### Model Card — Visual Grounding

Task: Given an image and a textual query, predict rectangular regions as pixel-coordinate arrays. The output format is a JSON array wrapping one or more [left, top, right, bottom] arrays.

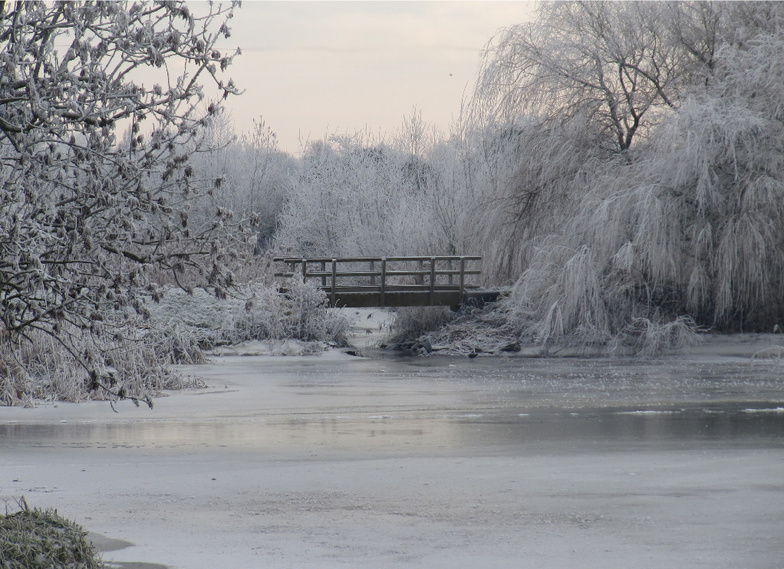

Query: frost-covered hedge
[[0, 280, 347, 406], [148, 279, 349, 348]]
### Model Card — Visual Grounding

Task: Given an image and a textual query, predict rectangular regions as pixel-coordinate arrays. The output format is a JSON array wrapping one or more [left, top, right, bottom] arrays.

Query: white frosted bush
[[1, 280, 348, 406], [385, 307, 455, 348], [148, 279, 348, 348], [0, 321, 193, 407]]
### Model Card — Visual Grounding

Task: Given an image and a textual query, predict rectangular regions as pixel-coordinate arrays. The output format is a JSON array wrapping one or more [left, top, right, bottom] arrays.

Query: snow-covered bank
[[347, 305, 784, 359], [204, 307, 394, 357]]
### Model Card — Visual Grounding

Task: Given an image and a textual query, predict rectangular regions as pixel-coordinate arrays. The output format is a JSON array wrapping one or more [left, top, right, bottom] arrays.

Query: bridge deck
[[274, 256, 499, 308]]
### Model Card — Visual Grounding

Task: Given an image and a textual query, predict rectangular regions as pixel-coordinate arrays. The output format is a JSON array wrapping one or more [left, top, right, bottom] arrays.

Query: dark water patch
[[453, 403, 784, 451], [2, 403, 782, 454]]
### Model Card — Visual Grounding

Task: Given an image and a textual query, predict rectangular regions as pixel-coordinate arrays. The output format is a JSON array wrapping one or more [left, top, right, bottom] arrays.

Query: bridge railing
[[273, 256, 482, 307]]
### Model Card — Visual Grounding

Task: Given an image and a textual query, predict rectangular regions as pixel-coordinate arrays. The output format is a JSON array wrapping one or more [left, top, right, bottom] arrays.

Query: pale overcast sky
[[216, 1, 536, 154]]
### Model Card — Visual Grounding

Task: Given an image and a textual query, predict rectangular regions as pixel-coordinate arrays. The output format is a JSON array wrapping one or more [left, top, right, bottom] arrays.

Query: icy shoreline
[[210, 307, 784, 360]]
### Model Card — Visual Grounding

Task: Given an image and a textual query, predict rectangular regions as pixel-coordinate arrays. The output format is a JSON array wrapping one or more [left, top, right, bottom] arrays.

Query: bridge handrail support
[[330, 259, 337, 306], [380, 257, 387, 307], [460, 257, 465, 299], [273, 255, 481, 264], [273, 256, 483, 305]]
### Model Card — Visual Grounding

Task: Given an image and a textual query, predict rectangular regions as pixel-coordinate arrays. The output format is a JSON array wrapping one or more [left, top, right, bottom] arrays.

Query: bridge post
[[320, 261, 326, 287], [330, 259, 337, 306], [429, 257, 436, 305], [459, 257, 465, 300], [380, 257, 387, 308], [370, 259, 376, 287], [301, 258, 307, 281]]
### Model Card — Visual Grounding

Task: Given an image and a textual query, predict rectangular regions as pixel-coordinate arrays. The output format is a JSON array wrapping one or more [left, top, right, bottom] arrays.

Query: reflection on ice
[[1, 353, 782, 453], [2, 405, 782, 454], [615, 410, 679, 415]]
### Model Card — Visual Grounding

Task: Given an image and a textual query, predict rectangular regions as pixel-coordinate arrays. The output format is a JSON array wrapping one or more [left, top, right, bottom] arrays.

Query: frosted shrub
[[0, 281, 348, 406], [0, 350, 32, 407], [0, 502, 103, 569], [612, 316, 701, 357], [423, 305, 521, 356], [148, 279, 349, 348], [279, 278, 349, 343], [385, 307, 454, 349], [0, 321, 193, 407]]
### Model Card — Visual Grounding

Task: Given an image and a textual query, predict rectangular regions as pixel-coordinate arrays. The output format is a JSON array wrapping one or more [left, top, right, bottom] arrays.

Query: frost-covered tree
[[0, 1, 240, 401], [276, 135, 405, 257], [469, 116, 606, 284], [393, 109, 475, 257], [412, 137, 476, 258], [473, 1, 723, 151], [461, 1, 725, 285], [238, 120, 298, 250], [188, 115, 298, 254], [501, 2, 784, 341], [276, 123, 450, 258]]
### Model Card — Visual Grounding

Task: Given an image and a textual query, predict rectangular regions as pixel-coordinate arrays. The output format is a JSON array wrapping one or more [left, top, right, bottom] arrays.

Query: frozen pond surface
[[2, 348, 784, 568], [3, 354, 784, 451]]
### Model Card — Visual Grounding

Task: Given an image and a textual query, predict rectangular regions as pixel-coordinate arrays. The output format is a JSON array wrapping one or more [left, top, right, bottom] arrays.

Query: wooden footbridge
[[274, 256, 500, 308]]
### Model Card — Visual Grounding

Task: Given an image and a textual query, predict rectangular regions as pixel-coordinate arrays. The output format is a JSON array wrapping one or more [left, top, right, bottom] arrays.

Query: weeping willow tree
[[471, 1, 721, 151], [465, 116, 607, 285], [495, 2, 784, 344], [465, 1, 726, 288]]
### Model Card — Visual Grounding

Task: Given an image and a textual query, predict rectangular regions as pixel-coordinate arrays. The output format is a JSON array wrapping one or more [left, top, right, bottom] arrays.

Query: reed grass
[[0, 499, 102, 569]]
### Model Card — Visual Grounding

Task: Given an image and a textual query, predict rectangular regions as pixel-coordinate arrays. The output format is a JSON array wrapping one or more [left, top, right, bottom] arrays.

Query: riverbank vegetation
[[269, 2, 784, 351], [0, 1, 344, 406], [3, 2, 783, 405]]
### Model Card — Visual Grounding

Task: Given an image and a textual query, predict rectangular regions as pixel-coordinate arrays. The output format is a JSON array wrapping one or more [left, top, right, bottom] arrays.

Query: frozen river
[[2, 348, 784, 568]]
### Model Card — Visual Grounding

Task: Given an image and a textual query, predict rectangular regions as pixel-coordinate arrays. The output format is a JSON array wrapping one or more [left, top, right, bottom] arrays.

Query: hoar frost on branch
[[0, 1, 244, 405], [472, 1, 722, 151], [275, 113, 472, 260]]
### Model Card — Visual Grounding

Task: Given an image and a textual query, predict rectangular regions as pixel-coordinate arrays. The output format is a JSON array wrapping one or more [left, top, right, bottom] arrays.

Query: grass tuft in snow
[[0, 498, 103, 569]]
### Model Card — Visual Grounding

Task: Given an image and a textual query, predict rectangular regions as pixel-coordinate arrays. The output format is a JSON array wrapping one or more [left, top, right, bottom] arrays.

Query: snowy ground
[[2, 312, 783, 569]]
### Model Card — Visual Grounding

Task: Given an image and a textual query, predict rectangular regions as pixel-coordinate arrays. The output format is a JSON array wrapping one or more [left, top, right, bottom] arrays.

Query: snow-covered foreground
[[2, 331, 784, 569]]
